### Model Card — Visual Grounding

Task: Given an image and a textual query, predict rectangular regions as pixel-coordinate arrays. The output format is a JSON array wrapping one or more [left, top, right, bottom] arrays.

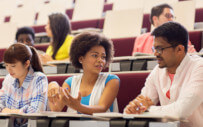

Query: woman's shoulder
[[104, 74, 120, 85], [3, 74, 15, 83], [106, 74, 120, 80], [65, 76, 73, 83], [33, 72, 47, 80]]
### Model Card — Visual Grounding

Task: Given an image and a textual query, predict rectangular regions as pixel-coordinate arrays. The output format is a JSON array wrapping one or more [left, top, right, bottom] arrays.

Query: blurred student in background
[[15, 27, 35, 46], [40, 13, 73, 64], [132, 3, 196, 55]]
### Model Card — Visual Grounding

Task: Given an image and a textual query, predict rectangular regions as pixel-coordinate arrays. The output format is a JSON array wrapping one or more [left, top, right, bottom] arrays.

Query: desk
[[0, 112, 181, 127], [46, 61, 80, 74], [110, 55, 157, 72], [110, 53, 203, 72]]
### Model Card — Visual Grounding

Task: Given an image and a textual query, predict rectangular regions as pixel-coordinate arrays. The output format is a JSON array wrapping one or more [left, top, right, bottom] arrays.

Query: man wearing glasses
[[132, 3, 196, 55], [125, 22, 203, 127]]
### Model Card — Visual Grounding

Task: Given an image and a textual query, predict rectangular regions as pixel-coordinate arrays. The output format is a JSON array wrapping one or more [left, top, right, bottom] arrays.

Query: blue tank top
[[65, 74, 120, 112]]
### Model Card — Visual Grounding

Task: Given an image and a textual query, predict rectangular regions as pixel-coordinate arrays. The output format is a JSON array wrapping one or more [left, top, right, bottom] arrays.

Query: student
[[48, 32, 120, 114], [132, 3, 196, 55], [15, 27, 35, 46], [40, 13, 73, 64], [125, 22, 203, 127], [0, 43, 48, 114]]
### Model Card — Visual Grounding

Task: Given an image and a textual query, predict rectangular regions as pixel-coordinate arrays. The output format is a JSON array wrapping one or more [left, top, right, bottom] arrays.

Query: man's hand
[[124, 95, 154, 114]]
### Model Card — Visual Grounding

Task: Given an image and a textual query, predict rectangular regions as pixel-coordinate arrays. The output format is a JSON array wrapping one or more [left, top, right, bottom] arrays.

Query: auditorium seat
[[116, 72, 149, 112], [71, 19, 101, 31], [103, 3, 113, 13], [103, 9, 143, 39], [189, 31, 202, 52], [47, 75, 71, 86], [34, 37, 136, 57], [0, 48, 7, 62], [66, 8, 74, 20], [0, 78, 3, 88], [34, 44, 49, 52], [33, 19, 102, 33], [112, 37, 136, 57], [143, 14, 151, 32], [72, 0, 104, 21], [195, 8, 203, 22], [36, 0, 73, 25]]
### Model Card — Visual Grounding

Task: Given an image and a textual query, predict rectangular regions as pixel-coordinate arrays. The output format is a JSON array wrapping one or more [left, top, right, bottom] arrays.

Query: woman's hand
[[60, 88, 82, 110], [39, 53, 53, 64], [48, 82, 61, 105], [2, 108, 21, 113]]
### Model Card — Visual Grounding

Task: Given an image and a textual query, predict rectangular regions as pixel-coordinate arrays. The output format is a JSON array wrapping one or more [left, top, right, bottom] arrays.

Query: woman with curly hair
[[48, 32, 120, 114]]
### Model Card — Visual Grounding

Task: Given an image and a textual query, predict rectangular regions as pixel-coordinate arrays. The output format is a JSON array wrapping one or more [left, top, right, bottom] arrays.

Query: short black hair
[[15, 27, 35, 40], [152, 22, 188, 53], [150, 3, 173, 25], [70, 32, 114, 69]]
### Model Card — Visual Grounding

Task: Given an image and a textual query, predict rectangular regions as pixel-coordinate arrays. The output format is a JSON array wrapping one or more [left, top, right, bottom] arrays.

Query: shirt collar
[[12, 67, 34, 89], [173, 54, 190, 75]]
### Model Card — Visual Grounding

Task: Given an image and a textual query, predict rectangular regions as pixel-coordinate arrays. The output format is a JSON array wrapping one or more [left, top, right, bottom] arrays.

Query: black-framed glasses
[[152, 46, 175, 54], [163, 13, 176, 20]]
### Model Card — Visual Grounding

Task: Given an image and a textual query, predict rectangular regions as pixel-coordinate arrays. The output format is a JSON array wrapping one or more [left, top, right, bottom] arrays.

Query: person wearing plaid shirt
[[0, 67, 48, 113], [0, 43, 48, 114]]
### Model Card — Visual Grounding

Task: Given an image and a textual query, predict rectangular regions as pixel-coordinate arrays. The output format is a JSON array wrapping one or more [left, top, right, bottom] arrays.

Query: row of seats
[[0, 72, 150, 113], [1, 1, 203, 33], [28, 30, 203, 53], [31, 6, 203, 34], [1, 1, 203, 45], [0, 30, 202, 62]]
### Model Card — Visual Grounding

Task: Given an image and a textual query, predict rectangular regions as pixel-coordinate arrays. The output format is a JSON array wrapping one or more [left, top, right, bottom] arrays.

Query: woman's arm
[[48, 81, 71, 111], [61, 78, 120, 114]]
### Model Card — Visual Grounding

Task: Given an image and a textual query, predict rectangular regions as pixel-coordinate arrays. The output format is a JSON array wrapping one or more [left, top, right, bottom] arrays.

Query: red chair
[[189, 31, 202, 52], [112, 37, 136, 57], [116, 72, 149, 113]]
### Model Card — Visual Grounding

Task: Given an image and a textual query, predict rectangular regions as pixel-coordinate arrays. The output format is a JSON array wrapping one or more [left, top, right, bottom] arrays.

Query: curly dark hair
[[70, 32, 114, 69]]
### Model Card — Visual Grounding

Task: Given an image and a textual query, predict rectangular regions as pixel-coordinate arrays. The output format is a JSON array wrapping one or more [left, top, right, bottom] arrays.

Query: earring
[[79, 61, 82, 64]]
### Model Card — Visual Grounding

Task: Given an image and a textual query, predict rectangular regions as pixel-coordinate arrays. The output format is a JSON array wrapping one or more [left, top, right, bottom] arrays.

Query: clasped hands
[[48, 82, 82, 110], [124, 95, 154, 114]]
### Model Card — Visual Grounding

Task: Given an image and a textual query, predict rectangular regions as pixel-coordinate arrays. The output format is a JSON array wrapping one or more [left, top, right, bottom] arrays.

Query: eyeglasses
[[163, 13, 176, 20], [152, 46, 175, 54]]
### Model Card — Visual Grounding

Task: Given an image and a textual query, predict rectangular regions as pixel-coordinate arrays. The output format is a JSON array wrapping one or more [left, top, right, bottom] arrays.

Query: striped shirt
[[0, 67, 48, 113]]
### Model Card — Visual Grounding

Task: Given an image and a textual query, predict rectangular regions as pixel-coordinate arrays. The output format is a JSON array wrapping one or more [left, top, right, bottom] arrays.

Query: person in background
[[132, 3, 196, 55], [48, 32, 120, 114], [40, 13, 73, 64], [125, 22, 203, 127], [15, 27, 35, 46]]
